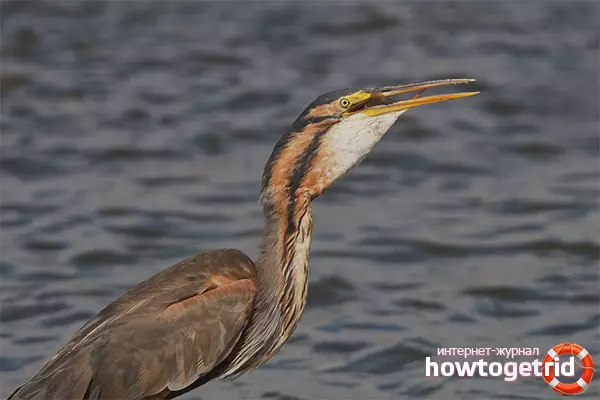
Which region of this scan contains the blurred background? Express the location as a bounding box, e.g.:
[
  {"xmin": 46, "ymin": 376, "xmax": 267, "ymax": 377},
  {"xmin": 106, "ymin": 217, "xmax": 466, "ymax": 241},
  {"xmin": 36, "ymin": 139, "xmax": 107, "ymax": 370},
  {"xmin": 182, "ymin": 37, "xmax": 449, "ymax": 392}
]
[{"xmin": 1, "ymin": 1, "xmax": 598, "ymax": 399}]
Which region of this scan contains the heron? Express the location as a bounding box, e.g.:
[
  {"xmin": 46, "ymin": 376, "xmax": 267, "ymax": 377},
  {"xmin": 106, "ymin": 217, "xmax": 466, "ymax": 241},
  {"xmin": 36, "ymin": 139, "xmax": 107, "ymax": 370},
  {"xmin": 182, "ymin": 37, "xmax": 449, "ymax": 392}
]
[{"xmin": 9, "ymin": 79, "xmax": 478, "ymax": 400}]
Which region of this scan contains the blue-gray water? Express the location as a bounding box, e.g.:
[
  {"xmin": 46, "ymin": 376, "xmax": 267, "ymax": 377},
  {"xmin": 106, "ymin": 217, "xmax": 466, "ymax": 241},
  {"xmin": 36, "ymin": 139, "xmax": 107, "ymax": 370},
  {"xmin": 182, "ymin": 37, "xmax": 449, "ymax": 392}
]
[{"xmin": 1, "ymin": 1, "xmax": 598, "ymax": 399}]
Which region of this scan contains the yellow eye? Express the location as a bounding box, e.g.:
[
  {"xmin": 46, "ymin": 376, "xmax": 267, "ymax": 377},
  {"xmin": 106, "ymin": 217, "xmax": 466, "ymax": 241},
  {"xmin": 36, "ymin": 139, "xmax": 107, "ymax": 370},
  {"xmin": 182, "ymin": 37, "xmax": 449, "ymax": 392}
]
[{"xmin": 339, "ymin": 97, "xmax": 351, "ymax": 108}]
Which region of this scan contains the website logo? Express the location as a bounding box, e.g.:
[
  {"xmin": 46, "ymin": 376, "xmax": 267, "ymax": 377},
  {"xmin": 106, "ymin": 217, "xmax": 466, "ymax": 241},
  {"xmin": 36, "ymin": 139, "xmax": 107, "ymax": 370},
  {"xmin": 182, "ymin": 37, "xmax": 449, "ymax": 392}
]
[
  {"xmin": 542, "ymin": 342, "xmax": 595, "ymax": 396},
  {"xmin": 426, "ymin": 342, "xmax": 595, "ymax": 396}
]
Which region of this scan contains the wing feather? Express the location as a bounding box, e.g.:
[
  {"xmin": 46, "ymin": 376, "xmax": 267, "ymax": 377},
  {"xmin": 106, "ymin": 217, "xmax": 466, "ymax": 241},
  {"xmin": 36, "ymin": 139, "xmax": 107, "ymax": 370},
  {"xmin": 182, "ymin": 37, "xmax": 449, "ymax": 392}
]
[{"xmin": 9, "ymin": 249, "xmax": 257, "ymax": 400}]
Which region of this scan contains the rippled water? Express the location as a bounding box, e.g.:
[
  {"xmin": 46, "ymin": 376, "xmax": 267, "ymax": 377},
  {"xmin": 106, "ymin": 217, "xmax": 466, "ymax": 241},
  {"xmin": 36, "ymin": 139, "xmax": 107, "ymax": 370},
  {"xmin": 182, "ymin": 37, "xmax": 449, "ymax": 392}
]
[{"xmin": 1, "ymin": 1, "xmax": 598, "ymax": 399}]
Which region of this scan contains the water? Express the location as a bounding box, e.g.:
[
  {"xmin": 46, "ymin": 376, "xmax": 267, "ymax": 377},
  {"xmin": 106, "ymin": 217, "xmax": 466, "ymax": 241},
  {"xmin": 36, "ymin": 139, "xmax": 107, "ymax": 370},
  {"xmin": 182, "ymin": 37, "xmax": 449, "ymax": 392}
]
[{"xmin": 1, "ymin": 1, "xmax": 598, "ymax": 399}]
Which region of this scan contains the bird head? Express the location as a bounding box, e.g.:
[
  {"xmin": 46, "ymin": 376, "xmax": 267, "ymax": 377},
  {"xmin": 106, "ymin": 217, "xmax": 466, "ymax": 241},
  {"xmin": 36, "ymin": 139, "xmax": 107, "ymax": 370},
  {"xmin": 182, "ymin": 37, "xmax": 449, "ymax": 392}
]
[{"xmin": 261, "ymin": 79, "xmax": 479, "ymax": 209}]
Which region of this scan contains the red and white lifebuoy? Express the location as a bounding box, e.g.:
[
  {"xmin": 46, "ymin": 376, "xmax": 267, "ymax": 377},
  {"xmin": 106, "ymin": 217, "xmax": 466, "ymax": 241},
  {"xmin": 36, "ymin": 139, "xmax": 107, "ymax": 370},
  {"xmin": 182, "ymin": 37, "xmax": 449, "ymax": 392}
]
[{"xmin": 542, "ymin": 342, "xmax": 595, "ymax": 395}]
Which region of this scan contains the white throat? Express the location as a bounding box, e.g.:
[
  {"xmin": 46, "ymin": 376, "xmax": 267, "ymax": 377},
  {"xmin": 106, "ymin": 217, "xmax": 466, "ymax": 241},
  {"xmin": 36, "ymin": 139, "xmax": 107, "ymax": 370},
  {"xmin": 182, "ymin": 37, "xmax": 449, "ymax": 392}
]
[{"xmin": 319, "ymin": 110, "xmax": 406, "ymax": 180}]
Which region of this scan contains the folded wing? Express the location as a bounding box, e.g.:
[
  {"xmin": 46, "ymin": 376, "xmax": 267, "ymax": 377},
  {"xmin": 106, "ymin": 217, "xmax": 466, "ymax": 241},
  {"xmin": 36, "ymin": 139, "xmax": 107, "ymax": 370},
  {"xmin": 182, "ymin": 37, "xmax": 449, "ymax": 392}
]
[{"xmin": 10, "ymin": 249, "xmax": 257, "ymax": 400}]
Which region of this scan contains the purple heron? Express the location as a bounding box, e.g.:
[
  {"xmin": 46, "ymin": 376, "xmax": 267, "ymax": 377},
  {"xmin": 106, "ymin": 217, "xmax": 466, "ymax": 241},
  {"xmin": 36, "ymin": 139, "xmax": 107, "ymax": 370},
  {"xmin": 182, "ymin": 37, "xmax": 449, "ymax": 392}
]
[{"xmin": 9, "ymin": 79, "xmax": 478, "ymax": 400}]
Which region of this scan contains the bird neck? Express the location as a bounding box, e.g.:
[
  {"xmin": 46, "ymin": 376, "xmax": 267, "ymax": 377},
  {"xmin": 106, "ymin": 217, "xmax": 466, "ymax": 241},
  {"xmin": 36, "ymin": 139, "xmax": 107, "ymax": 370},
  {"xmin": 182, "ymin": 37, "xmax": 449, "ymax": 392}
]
[
  {"xmin": 257, "ymin": 192, "xmax": 313, "ymax": 343},
  {"xmin": 220, "ymin": 195, "xmax": 313, "ymax": 378}
]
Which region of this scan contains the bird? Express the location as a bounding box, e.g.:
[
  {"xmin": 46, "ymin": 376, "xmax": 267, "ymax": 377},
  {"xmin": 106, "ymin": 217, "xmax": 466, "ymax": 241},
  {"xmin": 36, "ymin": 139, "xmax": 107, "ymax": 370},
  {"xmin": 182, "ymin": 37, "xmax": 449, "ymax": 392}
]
[{"xmin": 9, "ymin": 79, "xmax": 478, "ymax": 400}]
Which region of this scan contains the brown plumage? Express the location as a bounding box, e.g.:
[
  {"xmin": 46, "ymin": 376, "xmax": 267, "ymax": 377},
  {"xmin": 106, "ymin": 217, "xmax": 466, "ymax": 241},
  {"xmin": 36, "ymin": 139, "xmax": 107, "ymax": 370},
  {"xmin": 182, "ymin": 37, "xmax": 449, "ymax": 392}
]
[{"xmin": 9, "ymin": 79, "xmax": 478, "ymax": 400}]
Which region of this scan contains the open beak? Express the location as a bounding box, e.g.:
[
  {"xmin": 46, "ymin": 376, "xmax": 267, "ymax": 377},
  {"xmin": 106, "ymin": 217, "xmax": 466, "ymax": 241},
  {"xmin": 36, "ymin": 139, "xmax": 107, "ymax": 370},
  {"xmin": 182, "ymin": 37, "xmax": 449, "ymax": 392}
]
[{"xmin": 355, "ymin": 78, "xmax": 479, "ymax": 117}]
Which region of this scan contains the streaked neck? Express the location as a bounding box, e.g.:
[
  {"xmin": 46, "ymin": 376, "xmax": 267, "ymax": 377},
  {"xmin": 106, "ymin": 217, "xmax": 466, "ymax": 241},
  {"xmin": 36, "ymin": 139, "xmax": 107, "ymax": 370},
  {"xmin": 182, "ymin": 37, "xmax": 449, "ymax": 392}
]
[
  {"xmin": 258, "ymin": 194, "xmax": 312, "ymax": 342},
  {"xmin": 221, "ymin": 196, "xmax": 312, "ymax": 378}
]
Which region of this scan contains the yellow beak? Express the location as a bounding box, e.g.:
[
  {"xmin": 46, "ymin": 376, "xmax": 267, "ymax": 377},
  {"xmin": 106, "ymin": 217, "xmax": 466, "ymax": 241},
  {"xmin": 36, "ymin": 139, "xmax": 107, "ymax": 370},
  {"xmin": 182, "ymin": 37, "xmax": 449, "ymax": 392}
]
[{"xmin": 358, "ymin": 78, "xmax": 479, "ymax": 117}]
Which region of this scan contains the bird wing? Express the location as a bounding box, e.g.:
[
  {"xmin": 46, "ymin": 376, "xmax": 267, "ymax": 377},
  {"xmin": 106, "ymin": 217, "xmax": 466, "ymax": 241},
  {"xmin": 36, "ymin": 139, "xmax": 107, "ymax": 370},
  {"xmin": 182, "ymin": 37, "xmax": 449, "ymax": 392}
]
[{"xmin": 9, "ymin": 249, "xmax": 257, "ymax": 400}]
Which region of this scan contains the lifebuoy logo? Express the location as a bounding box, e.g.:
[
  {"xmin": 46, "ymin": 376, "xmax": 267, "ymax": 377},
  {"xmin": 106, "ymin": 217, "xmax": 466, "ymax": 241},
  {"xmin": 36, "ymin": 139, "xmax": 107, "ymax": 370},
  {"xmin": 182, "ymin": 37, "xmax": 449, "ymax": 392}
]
[{"xmin": 542, "ymin": 342, "xmax": 595, "ymax": 396}]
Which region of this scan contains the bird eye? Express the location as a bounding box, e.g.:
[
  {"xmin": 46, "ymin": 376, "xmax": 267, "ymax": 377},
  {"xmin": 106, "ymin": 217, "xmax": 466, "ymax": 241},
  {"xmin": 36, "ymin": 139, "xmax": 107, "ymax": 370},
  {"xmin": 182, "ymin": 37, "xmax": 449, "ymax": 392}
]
[{"xmin": 339, "ymin": 98, "xmax": 351, "ymax": 108}]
